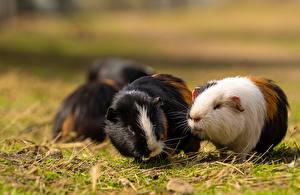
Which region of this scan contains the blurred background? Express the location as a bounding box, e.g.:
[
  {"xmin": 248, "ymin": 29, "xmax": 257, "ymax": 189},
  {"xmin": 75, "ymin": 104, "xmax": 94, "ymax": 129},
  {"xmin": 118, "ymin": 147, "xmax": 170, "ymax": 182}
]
[{"xmin": 0, "ymin": 0, "xmax": 300, "ymax": 141}]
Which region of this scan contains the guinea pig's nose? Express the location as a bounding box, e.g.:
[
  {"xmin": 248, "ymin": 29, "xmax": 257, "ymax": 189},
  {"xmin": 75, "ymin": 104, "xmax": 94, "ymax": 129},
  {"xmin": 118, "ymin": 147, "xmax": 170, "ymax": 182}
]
[{"xmin": 189, "ymin": 115, "xmax": 201, "ymax": 122}]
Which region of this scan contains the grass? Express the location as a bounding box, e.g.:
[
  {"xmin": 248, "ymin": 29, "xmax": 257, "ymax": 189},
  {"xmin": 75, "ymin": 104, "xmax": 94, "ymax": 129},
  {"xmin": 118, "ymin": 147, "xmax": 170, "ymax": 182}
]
[{"xmin": 0, "ymin": 65, "xmax": 299, "ymax": 194}]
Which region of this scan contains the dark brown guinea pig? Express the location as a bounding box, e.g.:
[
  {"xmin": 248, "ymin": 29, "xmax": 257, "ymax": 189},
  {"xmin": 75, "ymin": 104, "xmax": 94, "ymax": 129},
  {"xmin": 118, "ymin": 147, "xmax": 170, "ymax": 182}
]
[
  {"xmin": 87, "ymin": 58, "xmax": 155, "ymax": 87},
  {"xmin": 53, "ymin": 80, "xmax": 118, "ymax": 142},
  {"xmin": 105, "ymin": 74, "xmax": 201, "ymax": 161}
]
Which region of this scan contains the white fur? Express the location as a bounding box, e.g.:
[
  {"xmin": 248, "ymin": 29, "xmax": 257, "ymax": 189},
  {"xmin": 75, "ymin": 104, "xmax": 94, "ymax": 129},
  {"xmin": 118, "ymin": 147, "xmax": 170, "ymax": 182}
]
[
  {"xmin": 125, "ymin": 90, "xmax": 141, "ymax": 95},
  {"xmin": 136, "ymin": 104, "xmax": 164, "ymax": 157},
  {"xmin": 188, "ymin": 77, "xmax": 267, "ymax": 154},
  {"xmin": 123, "ymin": 90, "xmax": 148, "ymax": 98},
  {"xmin": 114, "ymin": 90, "xmax": 148, "ymax": 103}
]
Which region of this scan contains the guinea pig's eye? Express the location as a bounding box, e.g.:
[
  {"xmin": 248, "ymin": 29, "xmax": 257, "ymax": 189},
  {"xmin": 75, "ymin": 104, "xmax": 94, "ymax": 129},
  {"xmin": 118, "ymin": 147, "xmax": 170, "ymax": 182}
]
[
  {"xmin": 213, "ymin": 103, "xmax": 222, "ymax": 110},
  {"xmin": 128, "ymin": 126, "xmax": 135, "ymax": 136}
]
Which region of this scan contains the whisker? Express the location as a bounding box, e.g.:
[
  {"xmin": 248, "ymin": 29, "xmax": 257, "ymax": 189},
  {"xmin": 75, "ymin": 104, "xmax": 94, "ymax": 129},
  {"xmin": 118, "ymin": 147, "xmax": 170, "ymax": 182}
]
[
  {"xmin": 161, "ymin": 150, "xmax": 171, "ymax": 156},
  {"xmin": 169, "ymin": 117, "xmax": 187, "ymax": 122},
  {"xmin": 169, "ymin": 113, "xmax": 186, "ymax": 117},
  {"xmin": 164, "ymin": 135, "xmax": 189, "ymax": 143},
  {"xmin": 167, "ymin": 110, "xmax": 187, "ymax": 115},
  {"xmin": 167, "ymin": 114, "xmax": 186, "ymax": 119},
  {"xmin": 169, "ymin": 99, "xmax": 189, "ymax": 110},
  {"xmin": 176, "ymin": 120, "xmax": 188, "ymax": 125},
  {"xmin": 163, "ymin": 146, "xmax": 176, "ymax": 153},
  {"xmin": 169, "ymin": 116, "xmax": 182, "ymax": 120},
  {"xmin": 182, "ymin": 126, "xmax": 191, "ymax": 134},
  {"xmin": 175, "ymin": 122, "xmax": 189, "ymax": 130},
  {"xmin": 167, "ymin": 110, "xmax": 188, "ymax": 115}
]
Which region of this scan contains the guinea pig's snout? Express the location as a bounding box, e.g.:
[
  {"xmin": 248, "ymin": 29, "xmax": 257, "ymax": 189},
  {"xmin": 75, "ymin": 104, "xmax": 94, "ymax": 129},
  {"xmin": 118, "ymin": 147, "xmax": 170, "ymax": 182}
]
[
  {"xmin": 188, "ymin": 114, "xmax": 202, "ymax": 123},
  {"xmin": 136, "ymin": 148, "xmax": 151, "ymax": 159}
]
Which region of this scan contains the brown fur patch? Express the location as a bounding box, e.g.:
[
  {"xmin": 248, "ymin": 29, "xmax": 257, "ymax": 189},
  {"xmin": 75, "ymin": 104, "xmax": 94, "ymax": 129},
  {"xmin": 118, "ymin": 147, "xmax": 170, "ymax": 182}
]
[
  {"xmin": 172, "ymin": 82, "xmax": 192, "ymax": 106},
  {"xmin": 160, "ymin": 111, "xmax": 168, "ymax": 141},
  {"xmin": 62, "ymin": 115, "xmax": 74, "ymax": 137},
  {"xmin": 152, "ymin": 74, "xmax": 192, "ymax": 106},
  {"xmin": 102, "ymin": 79, "xmax": 119, "ymax": 90},
  {"xmin": 248, "ymin": 77, "xmax": 279, "ymax": 121}
]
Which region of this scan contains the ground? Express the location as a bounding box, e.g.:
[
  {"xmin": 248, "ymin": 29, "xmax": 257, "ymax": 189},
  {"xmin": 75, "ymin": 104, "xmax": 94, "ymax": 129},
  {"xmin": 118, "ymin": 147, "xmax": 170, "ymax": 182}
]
[
  {"xmin": 0, "ymin": 65, "xmax": 299, "ymax": 194},
  {"xmin": 0, "ymin": 2, "xmax": 300, "ymax": 194}
]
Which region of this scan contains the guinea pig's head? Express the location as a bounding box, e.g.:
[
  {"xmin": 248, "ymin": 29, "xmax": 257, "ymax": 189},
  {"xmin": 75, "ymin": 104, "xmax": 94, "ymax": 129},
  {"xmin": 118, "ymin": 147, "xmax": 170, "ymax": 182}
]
[
  {"xmin": 188, "ymin": 86, "xmax": 246, "ymax": 145},
  {"xmin": 105, "ymin": 91, "xmax": 168, "ymax": 159}
]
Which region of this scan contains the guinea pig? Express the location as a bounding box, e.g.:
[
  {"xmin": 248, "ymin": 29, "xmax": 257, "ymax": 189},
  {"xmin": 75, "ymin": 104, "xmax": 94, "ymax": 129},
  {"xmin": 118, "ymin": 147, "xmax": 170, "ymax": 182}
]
[
  {"xmin": 53, "ymin": 80, "xmax": 118, "ymax": 142},
  {"xmin": 188, "ymin": 76, "xmax": 289, "ymax": 160},
  {"xmin": 87, "ymin": 58, "xmax": 155, "ymax": 87},
  {"xmin": 105, "ymin": 74, "xmax": 201, "ymax": 160}
]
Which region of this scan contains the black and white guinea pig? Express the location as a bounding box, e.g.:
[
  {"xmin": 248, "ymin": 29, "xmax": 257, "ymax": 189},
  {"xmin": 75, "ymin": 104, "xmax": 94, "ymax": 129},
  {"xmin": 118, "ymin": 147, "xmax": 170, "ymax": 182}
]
[
  {"xmin": 105, "ymin": 74, "xmax": 201, "ymax": 160},
  {"xmin": 53, "ymin": 80, "xmax": 118, "ymax": 142},
  {"xmin": 87, "ymin": 58, "xmax": 155, "ymax": 87},
  {"xmin": 188, "ymin": 76, "xmax": 289, "ymax": 159}
]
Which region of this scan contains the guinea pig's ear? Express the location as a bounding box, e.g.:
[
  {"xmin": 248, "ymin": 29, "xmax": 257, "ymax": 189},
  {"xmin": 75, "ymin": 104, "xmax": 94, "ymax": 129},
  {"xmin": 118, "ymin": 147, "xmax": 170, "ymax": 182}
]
[
  {"xmin": 153, "ymin": 97, "xmax": 163, "ymax": 107},
  {"xmin": 230, "ymin": 96, "xmax": 245, "ymax": 112},
  {"xmin": 106, "ymin": 107, "xmax": 117, "ymax": 122},
  {"xmin": 192, "ymin": 87, "xmax": 201, "ymax": 102}
]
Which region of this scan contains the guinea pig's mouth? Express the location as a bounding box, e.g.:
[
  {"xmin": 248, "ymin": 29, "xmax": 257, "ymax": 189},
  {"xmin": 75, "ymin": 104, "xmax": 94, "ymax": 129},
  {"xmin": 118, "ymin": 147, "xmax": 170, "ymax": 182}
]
[
  {"xmin": 141, "ymin": 144, "xmax": 164, "ymax": 161},
  {"xmin": 193, "ymin": 131, "xmax": 206, "ymax": 140},
  {"xmin": 189, "ymin": 126, "xmax": 206, "ymax": 139},
  {"xmin": 188, "ymin": 119, "xmax": 202, "ymax": 129},
  {"xmin": 149, "ymin": 145, "xmax": 163, "ymax": 157}
]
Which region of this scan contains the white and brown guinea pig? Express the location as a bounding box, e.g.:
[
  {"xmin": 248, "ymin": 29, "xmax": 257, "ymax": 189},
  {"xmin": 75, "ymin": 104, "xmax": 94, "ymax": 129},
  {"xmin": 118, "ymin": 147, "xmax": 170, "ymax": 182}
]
[
  {"xmin": 188, "ymin": 76, "xmax": 289, "ymax": 159},
  {"xmin": 53, "ymin": 80, "xmax": 118, "ymax": 142},
  {"xmin": 87, "ymin": 58, "xmax": 155, "ymax": 87},
  {"xmin": 105, "ymin": 74, "xmax": 201, "ymax": 161}
]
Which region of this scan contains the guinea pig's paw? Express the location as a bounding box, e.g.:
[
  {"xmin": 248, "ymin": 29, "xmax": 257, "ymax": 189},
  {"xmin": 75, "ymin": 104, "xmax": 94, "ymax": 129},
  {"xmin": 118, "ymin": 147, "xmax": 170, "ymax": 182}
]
[{"xmin": 234, "ymin": 153, "xmax": 247, "ymax": 164}]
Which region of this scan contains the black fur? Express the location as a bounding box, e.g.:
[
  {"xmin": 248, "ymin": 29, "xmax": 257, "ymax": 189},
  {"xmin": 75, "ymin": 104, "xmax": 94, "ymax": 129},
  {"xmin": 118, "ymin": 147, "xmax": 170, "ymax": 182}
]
[
  {"xmin": 87, "ymin": 58, "xmax": 154, "ymax": 87},
  {"xmin": 254, "ymin": 80, "xmax": 289, "ymax": 152},
  {"xmin": 105, "ymin": 74, "xmax": 200, "ymax": 159},
  {"xmin": 194, "ymin": 81, "xmax": 218, "ymax": 95},
  {"xmin": 53, "ymin": 81, "xmax": 118, "ymax": 142}
]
